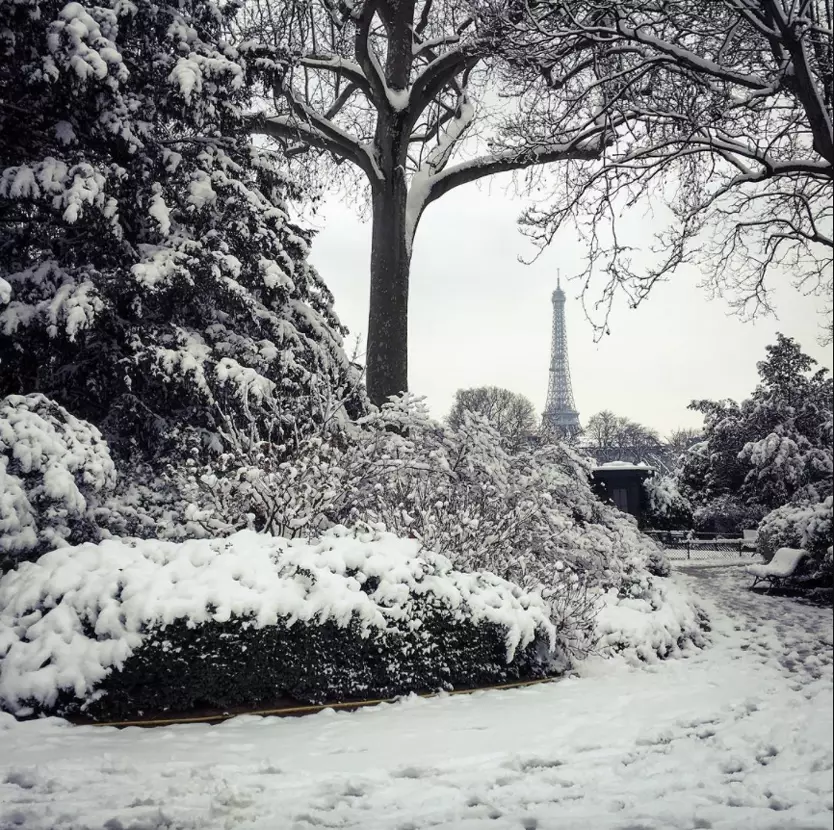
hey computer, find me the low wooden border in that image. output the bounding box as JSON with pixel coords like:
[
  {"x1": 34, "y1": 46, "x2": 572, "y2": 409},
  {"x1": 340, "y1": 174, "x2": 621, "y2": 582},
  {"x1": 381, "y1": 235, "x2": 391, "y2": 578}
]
[{"x1": 84, "y1": 675, "x2": 559, "y2": 729}]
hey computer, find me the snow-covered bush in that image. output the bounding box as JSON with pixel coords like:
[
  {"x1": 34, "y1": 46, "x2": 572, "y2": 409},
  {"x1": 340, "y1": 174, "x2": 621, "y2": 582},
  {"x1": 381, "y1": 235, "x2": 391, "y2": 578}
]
[
  {"x1": 0, "y1": 0, "x2": 357, "y2": 492},
  {"x1": 97, "y1": 463, "x2": 232, "y2": 542},
  {"x1": 757, "y1": 497, "x2": 833, "y2": 562},
  {"x1": 0, "y1": 394, "x2": 115, "y2": 568},
  {"x1": 692, "y1": 495, "x2": 768, "y2": 536},
  {"x1": 757, "y1": 498, "x2": 833, "y2": 592},
  {"x1": 595, "y1": 577, "x2": 709, "y2": 664},
  {"x1": 177, "y1": 395, "x2": 692, "y2": 660},
  {"x1": 0, "y1": 526, "x2": 558, "y2": 719},
  {"x1": 185, "y1": 396, "x2": 667, "y2": 586},
  {"x1": 643, "y1": 473, "x2": 693, "y2": 531}
]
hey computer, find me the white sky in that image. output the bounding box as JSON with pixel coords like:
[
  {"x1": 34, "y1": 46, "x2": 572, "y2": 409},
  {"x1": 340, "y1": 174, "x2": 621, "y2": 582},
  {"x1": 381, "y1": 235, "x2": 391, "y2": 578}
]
[{"x1": 309, "y1": 178, "x2": 833, "y2": 436}]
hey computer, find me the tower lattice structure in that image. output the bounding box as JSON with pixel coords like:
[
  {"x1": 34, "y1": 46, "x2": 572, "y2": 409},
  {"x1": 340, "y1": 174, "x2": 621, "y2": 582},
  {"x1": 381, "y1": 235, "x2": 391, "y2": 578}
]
[{"x1": 542, "y1": 278, "x2": 582, "y2": 439}]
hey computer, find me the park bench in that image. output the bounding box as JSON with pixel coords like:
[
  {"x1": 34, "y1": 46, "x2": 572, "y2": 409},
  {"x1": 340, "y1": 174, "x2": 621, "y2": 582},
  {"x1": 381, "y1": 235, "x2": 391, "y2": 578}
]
[
  {"x1": 741, "y1": 529, "x2": 758, "y2": 553},
  {"x1": 747, "y1": 548, "x2": 807, "y2": 592}
]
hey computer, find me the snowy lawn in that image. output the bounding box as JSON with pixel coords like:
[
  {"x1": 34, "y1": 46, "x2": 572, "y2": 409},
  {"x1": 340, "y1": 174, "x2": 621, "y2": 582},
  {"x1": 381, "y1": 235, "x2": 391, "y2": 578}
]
[{"x1": 1, "y1": 566, "x2": 832, "y2": 830}]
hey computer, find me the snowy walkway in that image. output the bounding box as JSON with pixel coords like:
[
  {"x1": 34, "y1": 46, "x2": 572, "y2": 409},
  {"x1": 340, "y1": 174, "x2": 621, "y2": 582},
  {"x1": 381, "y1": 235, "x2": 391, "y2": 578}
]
[{"x1": 1, "y1": 567, "x2": 832, "y2": 830}]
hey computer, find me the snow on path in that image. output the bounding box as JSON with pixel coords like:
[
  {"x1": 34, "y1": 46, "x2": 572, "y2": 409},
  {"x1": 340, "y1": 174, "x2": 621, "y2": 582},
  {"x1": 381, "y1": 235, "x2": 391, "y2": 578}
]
[{"x1": 1, "y1": 567, "x2": 832, "y2": 830}]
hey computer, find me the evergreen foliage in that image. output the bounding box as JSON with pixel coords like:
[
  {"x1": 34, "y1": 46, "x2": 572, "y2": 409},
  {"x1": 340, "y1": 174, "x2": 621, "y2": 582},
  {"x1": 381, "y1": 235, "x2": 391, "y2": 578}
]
[
  {"x1": 642, "y1": 474, "x2": 693, "y2": 532},
  {"x1": 677, "y1": 335, "x2": 833, "y2": 535},
  {"x1": 0, "y1": 0, "x2": 355, "y2": 480},
  {"x1": 0, "y1": 394, "x2": 115, "y2": 569}
]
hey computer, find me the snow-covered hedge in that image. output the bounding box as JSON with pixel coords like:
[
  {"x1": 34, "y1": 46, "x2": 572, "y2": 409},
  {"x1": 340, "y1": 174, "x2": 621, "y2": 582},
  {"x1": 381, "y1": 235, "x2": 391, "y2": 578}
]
[
  {"x1": 0, "y1": 394, "x2": 115, "y2": 567},
  {"x1": 0, "y1": 526, "x2": 558, "y2": 719}
]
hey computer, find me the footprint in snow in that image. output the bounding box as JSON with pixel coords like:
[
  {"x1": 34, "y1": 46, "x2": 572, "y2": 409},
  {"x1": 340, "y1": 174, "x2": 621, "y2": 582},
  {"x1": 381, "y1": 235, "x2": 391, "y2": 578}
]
[
  {"x1": 503, "y1": 756, "x2": 564, "y2": 772},
  {"x1": 391, "y1": 765, "x2": 434, "y2": 779}
]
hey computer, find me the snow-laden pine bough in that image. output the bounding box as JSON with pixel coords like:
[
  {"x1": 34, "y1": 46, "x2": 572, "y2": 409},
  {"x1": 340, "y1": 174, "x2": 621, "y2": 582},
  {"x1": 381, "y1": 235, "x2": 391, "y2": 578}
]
[{"x1": 0, "y1": 527, "x2": 562, "y2": 721}]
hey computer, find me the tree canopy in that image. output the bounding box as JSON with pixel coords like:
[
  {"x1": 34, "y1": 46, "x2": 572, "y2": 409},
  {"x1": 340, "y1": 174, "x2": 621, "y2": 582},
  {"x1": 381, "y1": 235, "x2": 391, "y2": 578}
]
[
  {"x1": 487, "y1": 0, "x2": 833, "y2": 340},
  {"x1": 678, "y1": 334, "x2": 833, "y2": 527},
  {"x1": 447, "y1": 386, "x2": 537, "y2": 451}
]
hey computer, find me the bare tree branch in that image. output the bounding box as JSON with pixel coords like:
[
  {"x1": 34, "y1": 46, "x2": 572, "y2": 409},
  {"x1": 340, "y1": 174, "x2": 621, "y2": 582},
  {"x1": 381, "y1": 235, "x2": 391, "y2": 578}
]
[{"x1": 483, "y1": 0, "x2": 833, "y2": 342}]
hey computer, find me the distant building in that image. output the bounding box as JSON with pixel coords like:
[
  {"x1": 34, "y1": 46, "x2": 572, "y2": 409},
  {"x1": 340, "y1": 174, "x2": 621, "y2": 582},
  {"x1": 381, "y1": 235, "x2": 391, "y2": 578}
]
[
  {"x1": 591, "y1": 461, "x2": 655, "y2": 521},
  {"x1": 541, "y1": 279, "x2": 582, "y2": 440}
]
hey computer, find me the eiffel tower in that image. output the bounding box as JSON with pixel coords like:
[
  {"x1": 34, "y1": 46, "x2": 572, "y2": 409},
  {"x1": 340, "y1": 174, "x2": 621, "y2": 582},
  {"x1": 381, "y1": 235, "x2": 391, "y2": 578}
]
[{"x1": 542, "y1": 277, "x2": 581, "y2": 439}]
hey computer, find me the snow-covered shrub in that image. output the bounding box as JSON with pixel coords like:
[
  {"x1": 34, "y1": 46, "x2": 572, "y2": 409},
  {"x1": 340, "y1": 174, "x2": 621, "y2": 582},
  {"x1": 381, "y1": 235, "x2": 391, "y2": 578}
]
[
  {"x1": 0, "y1": 526, "x2": 558, "y2": 719},
  {"x1": 0, "y1": 0, "x2": 357, "y2": 499},
  {"x1": 0, "y1": 394, "x2": 115, "y2": 568},
  {"x1": 692, "y1": 495, "x2": 768, "y2": 536},
  {"x1": 186, "y1": 396, "x2": 666, "y2": 584},
  {"x1": 757, "y1": 498, "x2": 833, "y2": 595},
  {"x1": 178, "y1": 395, "x2": 693, "y2": 661},
  {"x1": 643, "y1": 473, "x2": 693, "y2": 531},
  {"x1": 97, "y1": 463, "x2": 232, "y2": 542},
  {"x1": 757, "y1": 497, "x2": 833, "y2": 562},
  {"x1": 595, "y1": 577, "x2": 709, "y2": 664}
]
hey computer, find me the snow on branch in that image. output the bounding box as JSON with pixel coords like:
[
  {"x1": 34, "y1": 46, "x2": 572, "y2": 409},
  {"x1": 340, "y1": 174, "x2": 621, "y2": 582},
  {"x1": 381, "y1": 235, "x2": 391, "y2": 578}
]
[
  {"x1": 298, "y1": 55, "x2": 369, "y2": 89},
  {"x1": 257, "y1": 109, "x2": 381, "y2": 181},
  {"x1": 412, "y1": 34, "x2": 461, "y2": 57},
  {"x1": 407, "y1": 46, "x2": 481, "y2": 128},
  {"x1": 406, "y1": 127, "x2": 606, "y2": 254}
]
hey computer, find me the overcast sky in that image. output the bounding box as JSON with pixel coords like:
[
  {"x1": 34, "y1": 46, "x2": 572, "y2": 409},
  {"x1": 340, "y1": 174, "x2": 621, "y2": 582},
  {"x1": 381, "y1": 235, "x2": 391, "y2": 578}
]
[{"x1": 308, "y1": 178, "x2": 833, "y2": 436}]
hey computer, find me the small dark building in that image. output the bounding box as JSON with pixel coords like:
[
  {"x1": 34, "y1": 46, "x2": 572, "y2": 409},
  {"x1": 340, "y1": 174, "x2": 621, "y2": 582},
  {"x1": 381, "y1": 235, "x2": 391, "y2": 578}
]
[{"x1": 591, "y1": 462, "x2": 655, "y2": 522}]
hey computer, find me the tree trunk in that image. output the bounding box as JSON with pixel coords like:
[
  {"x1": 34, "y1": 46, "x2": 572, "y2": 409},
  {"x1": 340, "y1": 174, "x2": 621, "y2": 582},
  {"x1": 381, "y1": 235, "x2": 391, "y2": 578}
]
[{"x1": 366, "y1": 174, "x2": 410, "y2": 407}]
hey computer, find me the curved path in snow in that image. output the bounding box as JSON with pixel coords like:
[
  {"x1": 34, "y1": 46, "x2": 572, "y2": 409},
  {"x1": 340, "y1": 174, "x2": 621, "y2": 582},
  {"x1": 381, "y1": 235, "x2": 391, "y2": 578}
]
[{"x1": 1, "y1": 566, "x2": 832, "y2": 830}]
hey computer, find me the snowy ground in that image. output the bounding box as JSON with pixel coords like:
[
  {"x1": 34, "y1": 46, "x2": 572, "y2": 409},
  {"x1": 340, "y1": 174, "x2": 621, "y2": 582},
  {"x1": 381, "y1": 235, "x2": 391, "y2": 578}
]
[{"x1": 1, "y1": 566, "x2": 832, "y2": 830}]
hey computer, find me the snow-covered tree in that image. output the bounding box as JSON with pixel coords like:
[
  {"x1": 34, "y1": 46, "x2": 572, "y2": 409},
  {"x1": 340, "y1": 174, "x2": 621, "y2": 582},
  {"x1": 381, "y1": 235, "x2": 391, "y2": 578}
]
[
  {"x1": 446, "y1": 386, "x2": 537, "y2": 452},
  {"x1": 241, "y1": 0, "x2": 622, "y2": 405},
  {"x1": 642, "y1": 474, "x2": 693, "y2": 532},
  {"x1": 678, "y1": 335, "x2": 832, "y2": 532},
  {"x1": 485, "y1": 0, "x2": 833, "y2": 341},
  {"x1": 665, "y1": 428, "x2": 702, "y2": 466},
  {"x1": 583, "y1": 410, "x2": 666, "y2": 467},
  {"x1": 678, "y1": 401, "x2": 751, "y2": 509},
  {"x1": 0, "y1": 0, "x2": 357, "y2": 481}
]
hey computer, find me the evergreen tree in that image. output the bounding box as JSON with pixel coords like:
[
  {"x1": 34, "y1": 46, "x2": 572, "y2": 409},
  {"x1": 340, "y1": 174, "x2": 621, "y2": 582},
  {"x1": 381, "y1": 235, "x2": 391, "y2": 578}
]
[
  {"x1": 678, "y1": 335, "x2": 833, "y2": 530},
  {"x1": 0, "y1": 0, "x2": 356, "y2": 477}
]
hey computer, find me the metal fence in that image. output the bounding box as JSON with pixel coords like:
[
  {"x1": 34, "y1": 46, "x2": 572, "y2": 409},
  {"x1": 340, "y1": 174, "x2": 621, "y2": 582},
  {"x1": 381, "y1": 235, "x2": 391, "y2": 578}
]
[{"x1": 645, "y1": 531, "x2": 757, "y2": 560}]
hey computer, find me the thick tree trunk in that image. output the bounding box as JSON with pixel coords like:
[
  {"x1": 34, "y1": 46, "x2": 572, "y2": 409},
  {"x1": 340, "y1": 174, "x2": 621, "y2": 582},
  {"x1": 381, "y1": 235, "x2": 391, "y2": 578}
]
[{"x1": 366, "y1": 175, "x2": 410, "y2": 407}]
